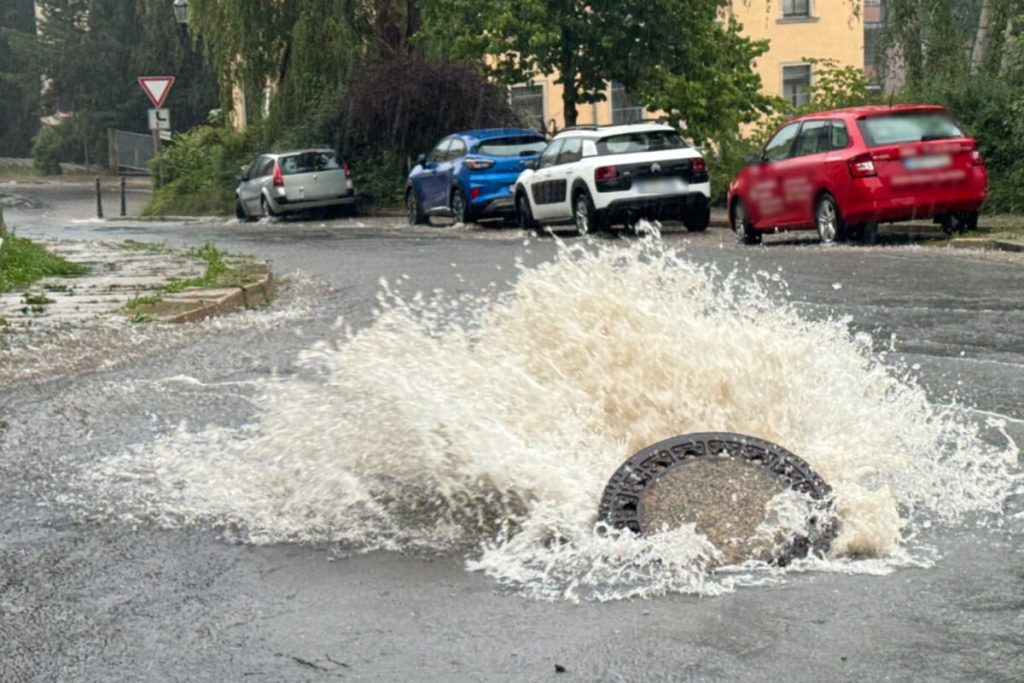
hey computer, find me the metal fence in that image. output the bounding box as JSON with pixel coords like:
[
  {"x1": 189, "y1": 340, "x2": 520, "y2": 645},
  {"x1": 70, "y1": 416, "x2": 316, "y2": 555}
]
[{"x1": 108, "y1": 130, "x2": 154, "y2": 174}]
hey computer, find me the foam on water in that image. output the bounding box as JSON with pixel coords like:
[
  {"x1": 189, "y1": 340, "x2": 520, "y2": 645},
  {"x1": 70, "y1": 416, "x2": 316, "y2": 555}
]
[{"x1": 72, "y1": 236, "x2": 1021, "y2": 600}]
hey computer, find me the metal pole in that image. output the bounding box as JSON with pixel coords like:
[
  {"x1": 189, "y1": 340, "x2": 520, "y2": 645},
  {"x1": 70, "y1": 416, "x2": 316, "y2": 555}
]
[
  {"x1": 120, "y1": 176, "x2": 127, "y2": 217},
  {"x1": 96, "y1": 178, "x2": 104, "y2": 219}
]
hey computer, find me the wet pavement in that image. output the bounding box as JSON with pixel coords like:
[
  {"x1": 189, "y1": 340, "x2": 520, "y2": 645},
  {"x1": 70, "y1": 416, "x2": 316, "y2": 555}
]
[{"x1": 2, "y1": 182, "x2": 1023, "y2": 682}]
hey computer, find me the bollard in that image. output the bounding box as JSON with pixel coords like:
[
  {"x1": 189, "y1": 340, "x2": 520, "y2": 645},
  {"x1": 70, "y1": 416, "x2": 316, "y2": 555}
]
[
  {"x1": 96, "y1": 178, "x2": 104, "y2": 219},
  {"x1": 120, "y1": 176, "x2": 127, "y2": 217}
]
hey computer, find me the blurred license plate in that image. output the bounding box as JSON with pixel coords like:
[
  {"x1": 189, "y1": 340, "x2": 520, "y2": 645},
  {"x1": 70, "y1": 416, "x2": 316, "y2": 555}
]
[
  {"x1": 904, "y1": 155, "x2": 951, "y2": 171},
  {"x1": 635, "y1": 178, "x2": 683, "y2": 194}
]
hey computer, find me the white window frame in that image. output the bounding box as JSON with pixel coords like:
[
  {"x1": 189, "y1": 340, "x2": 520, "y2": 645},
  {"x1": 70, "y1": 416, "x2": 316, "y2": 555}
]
[{"x1": 510, "y1": 82, "x2": 546, "y2": 133}]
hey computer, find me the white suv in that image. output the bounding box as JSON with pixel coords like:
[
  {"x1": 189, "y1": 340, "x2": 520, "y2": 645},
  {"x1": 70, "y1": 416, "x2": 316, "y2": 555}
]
[{"x1": 513, "y1": 123, "x2": 711, "y2": 235}]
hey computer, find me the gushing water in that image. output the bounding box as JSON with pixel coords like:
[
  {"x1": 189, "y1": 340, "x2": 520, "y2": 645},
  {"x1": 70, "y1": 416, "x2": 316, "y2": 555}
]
[{"x1": 73, "y1": 236, "x2": 1021, "y2": 600}]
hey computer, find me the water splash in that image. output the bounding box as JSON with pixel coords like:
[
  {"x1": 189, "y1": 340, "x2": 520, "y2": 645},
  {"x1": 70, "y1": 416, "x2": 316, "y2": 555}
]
[{"x1": 72, "y1": 236, "x2": 1021, "y2": 600}]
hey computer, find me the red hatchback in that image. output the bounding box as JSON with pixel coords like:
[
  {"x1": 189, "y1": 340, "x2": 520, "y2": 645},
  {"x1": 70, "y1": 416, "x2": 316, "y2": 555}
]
[{"x1": 727, "y1": 105, "x2": 988, "y2": 244}]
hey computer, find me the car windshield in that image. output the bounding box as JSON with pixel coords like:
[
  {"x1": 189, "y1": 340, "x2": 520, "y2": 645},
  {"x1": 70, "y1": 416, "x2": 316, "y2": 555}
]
[
  {"x1": 280, "y1": 151, "x2": 340, "y2": 175},
  {"x1": 596, "y1": 130, "x2": 687, "y2": 155},
  {"x1": 476, "y1": 136, "x2": 547, "y2": 156},
  {"x1": 857, "y1": 112, "x2": 965, "y2": 147}
]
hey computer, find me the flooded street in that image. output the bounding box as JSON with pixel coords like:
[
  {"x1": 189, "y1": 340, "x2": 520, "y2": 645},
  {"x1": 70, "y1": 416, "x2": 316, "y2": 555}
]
[{"x1": 2, "y1": 184, "x2": 1023, "y2": 681}]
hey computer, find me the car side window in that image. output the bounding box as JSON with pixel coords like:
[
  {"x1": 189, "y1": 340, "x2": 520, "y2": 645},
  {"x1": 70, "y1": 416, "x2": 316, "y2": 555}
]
[
  {"x1": 258, "y1": 157, "x2": 274, "y2": 177},
  {"x1": 447, "y1": 138, "x2": 467, "y2": 161},
  {"x1": 557, "y1": 137, "x2": 583, "y2": 165},
  {"x1": 246, "y1": 156, "x2": 263, "y2": 179},
  {"x1": 793, "y1": 120, "x2": 830, "y2": 157},
  {"x1": 427, "y1": 139, "x2": 450, "y2": 164},
  {"x1": 538, "y1": 140, "x2": 564, "y2": 169},
  {"x1": 763, "y1": 123, "x2": 800, "y2": 162},
  {"x1": 830, "y1": 120, "x2": 851, "y2": 150}
]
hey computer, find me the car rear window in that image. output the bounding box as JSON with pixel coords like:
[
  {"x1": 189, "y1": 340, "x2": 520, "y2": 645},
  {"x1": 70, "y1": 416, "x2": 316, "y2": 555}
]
[
  {"x1": 280, "y1": 151, "x2": 340, "y2": 175},
  {"x1": 476, "y1": 136, "x2": 547, "y2": 156},
  {"x1": 596, "y1": 130, "x2": 687, "y2": 155},
  {"x1": 857, "y1": 112, "x2": 965, "y2": 147}
]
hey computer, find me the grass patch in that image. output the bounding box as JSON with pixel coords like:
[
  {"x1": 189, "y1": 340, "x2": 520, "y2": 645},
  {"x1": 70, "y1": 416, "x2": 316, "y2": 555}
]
[
  {"x1": 0, "y1": 234, "x2": 89, "y2": 293},
  {"x1": 125, "y1": 294, "x2": 162, "y2": 309},
  {"x1": 22, "y1": 292, "x2": 55, "y2": 306},
  {"x1": 116, "y1": 240, "x2": 168, "y2": 253},
  {"x1": 162, "y1": 241, "x2": 238, "y2": 293}
]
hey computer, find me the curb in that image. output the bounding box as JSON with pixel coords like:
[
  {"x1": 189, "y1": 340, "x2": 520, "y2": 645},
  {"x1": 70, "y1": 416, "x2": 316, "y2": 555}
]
[
  {"x1": 947, "y1": 237, "x2": 1024, "y2": 252},
  {"x1": 153, "y1": 267, "x2": 275, "y2": 323}
]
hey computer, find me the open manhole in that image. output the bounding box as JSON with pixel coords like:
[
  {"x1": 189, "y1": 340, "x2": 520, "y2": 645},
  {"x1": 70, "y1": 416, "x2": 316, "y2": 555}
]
[{"x1": 598, "y1": 432, "x2": 838, "y2": 565}]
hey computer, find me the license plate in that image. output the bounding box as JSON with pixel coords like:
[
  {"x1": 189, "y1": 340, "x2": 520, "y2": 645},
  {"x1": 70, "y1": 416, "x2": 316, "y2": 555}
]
[
  {"x1": 634, "y1": 178, "x2": 683, "y2": 194},
  {"x1": 904, "y1": 155, "x2": 951, "y2": 171}
]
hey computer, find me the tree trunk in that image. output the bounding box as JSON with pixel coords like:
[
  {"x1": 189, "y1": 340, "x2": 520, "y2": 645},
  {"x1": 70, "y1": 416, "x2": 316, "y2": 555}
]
[
  {"x1": 562, "y1": 79, "x2": 578, "y2": 129},
  {"x1": 0, "y1": 206, "x2": 7, "y2": 239},
  {"x1": 560, "y1": 24, "x2": 578, "y2": 129},
  {"x1": 972, "y1": 0, "x2": 993, "y2": 73}
]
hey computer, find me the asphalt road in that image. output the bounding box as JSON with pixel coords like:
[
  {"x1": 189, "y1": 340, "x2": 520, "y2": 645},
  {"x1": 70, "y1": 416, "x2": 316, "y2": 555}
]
[{"x1": 2, "y1": 182, "x2": 1023, "y2": 682}]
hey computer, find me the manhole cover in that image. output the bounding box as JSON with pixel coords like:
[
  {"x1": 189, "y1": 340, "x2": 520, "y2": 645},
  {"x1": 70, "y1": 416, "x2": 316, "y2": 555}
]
[{"x1": 598, "y1": 432, "x2": 837, "y2": 564}]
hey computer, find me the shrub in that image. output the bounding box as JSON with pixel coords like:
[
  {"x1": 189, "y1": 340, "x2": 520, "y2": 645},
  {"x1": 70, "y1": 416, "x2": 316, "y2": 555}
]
[
  {"x1": 31, "y1": 125, "x2": 64, "y2": 176},
  {"x1": 350, "y1": 149, "x2": 408, "y2": 209},
  {"x1": 145, "y1": 125, "x2": 268, "y2": 216}
]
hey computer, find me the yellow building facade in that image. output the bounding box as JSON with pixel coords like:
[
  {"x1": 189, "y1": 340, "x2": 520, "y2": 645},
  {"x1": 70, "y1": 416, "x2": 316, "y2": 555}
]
[{"x1": 514, "y1": 0, "x2": 866, "y2": 132}]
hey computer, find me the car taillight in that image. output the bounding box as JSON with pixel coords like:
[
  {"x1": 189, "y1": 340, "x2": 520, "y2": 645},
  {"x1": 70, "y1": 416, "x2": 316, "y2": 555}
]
[
  {"x1": 848, "y1": 153, "x2": 877, "y2": 178},
  {"x1": 342, "y1": 160, "x2": 352, "y2": 179},
  {"x1": 691, "y1": 158, "x2": 707, "y2": 174},
  {"x1": 595, "y1": 165, "x2": 618, "y2": 182},
  {"x1": 465, "y1": 157, "x2": 495, "y2": 170},
  {"x1": 272, "y1": 162, "x2": 284, "y2": 187},
  {"x1": 470, "y1": 187, "x2": 482, "y2": 200}
]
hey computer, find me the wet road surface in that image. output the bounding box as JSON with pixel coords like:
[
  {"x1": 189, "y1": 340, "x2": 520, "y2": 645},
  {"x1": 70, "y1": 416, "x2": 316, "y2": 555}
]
[{"x1": 2, "y1": 183, "x2": 1023, "y2": 681}]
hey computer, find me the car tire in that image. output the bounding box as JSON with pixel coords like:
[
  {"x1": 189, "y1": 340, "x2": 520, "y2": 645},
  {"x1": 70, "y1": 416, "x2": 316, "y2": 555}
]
[
  {"x1": 859, "y1": 222, "x2": 879, "y2": 245},
  {"x1": 573, "y1": 190, "x2": 601, "y2": 237},
  {"x1": 683, "y1": 204, "x2": 710, "y2": 232},
  {"x1": 941, "y1": 211, "x2": 978, "y2": 235},
  {"x1": 731, "y1": 198, "x2": 761, "y2": 245},
  {"x1": 516, "y1": 192, "x2": 540, "y2": 232},
  {"x1": 450, "y1": 188, "x2": 473, "y2": 225},
  {"x1": 815, "y1": 193, "x2": 846, "y2": 244},
  {"x1": 235, "y1": 198, "x2": 254, "y2": 222},
  {"x1": 406, "y1": 189, "x2": 427, "y2": 225},
  {"x1": 260, "y1": 195, "x2": 278, "y2": 219}
]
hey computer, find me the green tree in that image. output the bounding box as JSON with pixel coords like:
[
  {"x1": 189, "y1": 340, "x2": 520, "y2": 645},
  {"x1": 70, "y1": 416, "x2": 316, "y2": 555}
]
[
  {"x1": 423, "y1": 0, "x2": 770, "y2": 132},
  {"x1": 16, "y1": 0, "x2": 218, "y2": 166},
  {"x1": 0, "y1": 0, "x2": 40, "y2": 156}
]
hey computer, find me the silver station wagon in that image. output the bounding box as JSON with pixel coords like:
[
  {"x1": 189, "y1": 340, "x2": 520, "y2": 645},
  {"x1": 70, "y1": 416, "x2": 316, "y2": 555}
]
[{"x1": 235, "y1": 147, "x2": 356, "y2": 220}]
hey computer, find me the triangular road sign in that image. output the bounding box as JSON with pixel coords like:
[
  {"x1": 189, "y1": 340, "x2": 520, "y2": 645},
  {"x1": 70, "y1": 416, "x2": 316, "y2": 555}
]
[{"x1": 138, "y1": 76, "x2": 175, "y2": 108}]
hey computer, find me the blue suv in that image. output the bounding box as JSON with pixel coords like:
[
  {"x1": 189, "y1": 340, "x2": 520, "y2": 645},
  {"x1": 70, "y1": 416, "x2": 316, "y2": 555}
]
[{"x1": 406, "y1": 129, "x2": 547, "y2": 225}]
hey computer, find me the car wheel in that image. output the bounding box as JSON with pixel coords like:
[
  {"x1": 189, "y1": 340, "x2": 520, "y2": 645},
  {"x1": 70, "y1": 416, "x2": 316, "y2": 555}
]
[
  {"x1": 941, "y1": 211, "x2": 977, "y2": 235},
  {"x1": 260, "y1": 195, "x2": 277, "y2": 219},
  {"x1": 859, "y1": 222, "x2": 879, "y2": 245},
  {"x1": 815, "y1": 193, "x2": 845, "y2": 244},
  {"x1": 683, "y1": 205, "x2": 710, "y2": 232},
  {"x1": 574, "y1": 191, "x2": 600, "y2": 236},
  {"x1": 406, "y1": 189, "x2": 427, "y2": 225},
  {"x1": 235, "y1": 198, "x2": 251, "y2": 222},
  {"x1": 731, "y1": 199, "x2": 761, "y2": 245},
  {"x1": 450, "y1": 188, "x2": 472, "y2": 225},
  {"x1": 516, "y1": 192, "x2": 540, "y2": 232}
]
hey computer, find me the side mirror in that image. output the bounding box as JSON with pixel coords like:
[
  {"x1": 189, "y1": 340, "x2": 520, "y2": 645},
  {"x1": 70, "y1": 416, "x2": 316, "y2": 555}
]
[
  {"x1": 744, "y1": 154, "x2": 763, "y2": 166},
  {"x1": 415, "y1": 153, "x2": 427, "y2": 167},
  {"x1": 238, "y1": 165, "x2": 250, "y2": 181},
  {"x1": 523, "y1": 160, "x2": 538, "y2": 170}
]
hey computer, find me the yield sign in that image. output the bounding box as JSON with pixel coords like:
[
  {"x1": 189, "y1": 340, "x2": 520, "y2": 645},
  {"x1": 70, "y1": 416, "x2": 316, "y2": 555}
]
[{"x1": 138, "y1": 76, "x2": 175, "y2": 108}]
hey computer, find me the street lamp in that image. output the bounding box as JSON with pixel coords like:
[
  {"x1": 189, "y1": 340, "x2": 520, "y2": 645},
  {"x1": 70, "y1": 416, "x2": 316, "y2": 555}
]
[{"x1": 172, "y1": 0, "x2": 189, "y2": 25}]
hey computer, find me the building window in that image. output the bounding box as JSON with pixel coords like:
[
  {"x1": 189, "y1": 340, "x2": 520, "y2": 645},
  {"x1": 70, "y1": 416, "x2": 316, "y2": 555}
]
[
  {"x1": 783, "y1": 64, "x2": 812, "y2": 107},
  {"x1": 510, "y1": 84, "x2": 544, "y2": 132},
  {"x1": 783, "y1": 0, "x2": 811, "y2": 19},
  {"x1": 610, "y1": 81, "x2": 645, "y2": 124},
  {"x1": 864, "y1": 23, "x2": 882, "y2": 67}
]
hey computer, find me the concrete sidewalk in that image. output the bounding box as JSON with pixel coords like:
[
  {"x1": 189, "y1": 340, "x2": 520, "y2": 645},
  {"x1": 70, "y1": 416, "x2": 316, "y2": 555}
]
[{"x1": 0, "y1": 239, "x2": 274, "y2": 345}]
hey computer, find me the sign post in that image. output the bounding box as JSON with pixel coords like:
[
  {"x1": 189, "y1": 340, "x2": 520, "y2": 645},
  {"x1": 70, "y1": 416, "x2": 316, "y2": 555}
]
[{"x1": 138, "y1": 76, "x2": 175, "y2": 170}]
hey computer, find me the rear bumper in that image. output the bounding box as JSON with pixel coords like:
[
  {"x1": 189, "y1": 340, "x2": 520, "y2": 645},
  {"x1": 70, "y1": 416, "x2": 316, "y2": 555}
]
[
  {"x1": 843, "y1": 169, "x2": 987, "y2": 224},
  {"x1": 474, "y1": 196, "x2": 516, "y2": 217},
  {"x1": 272, "y1": 192, "x2": 356, "y2": 213},
  {"x1": 599, "y1": 192, "x2": 709, "y2": 223}
]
